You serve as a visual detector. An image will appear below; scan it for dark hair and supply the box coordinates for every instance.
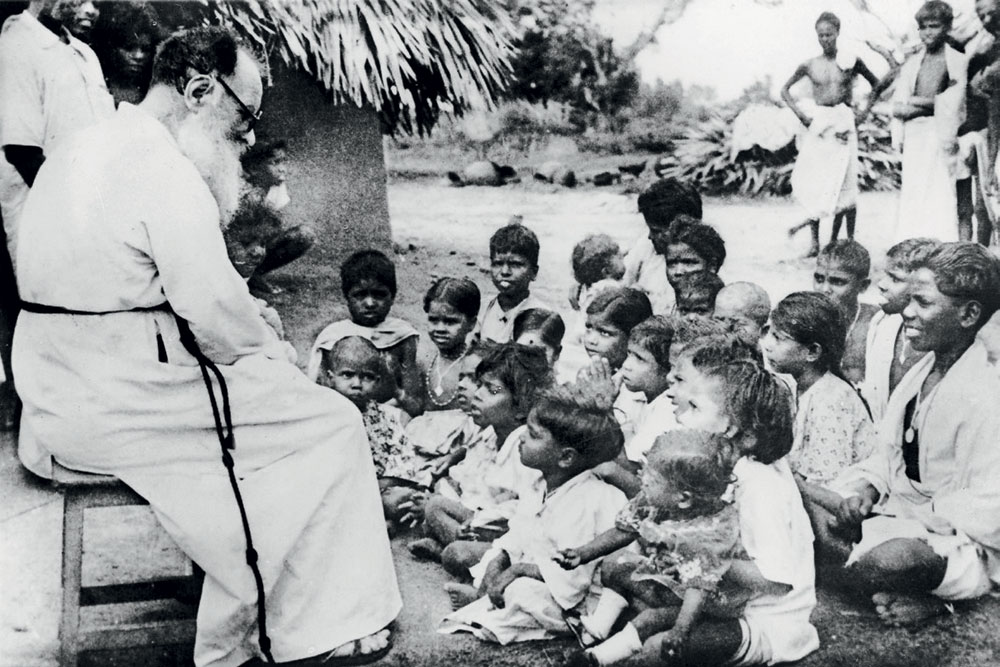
[916,242,1000,329]
[475,343,554,416]
[885,238,940,272]
[629,315,674,369]
[423,277,481,320]
[532,386,623,468]
[572,234,622,286]
[340,249,397,297]
[675,270,725,315]
[701,361,795,465]
[586,286,653,334]
[916,1,954,27]
[151,26,240,94]
[668,216,727,272]
[646,430,732,511]
[92,2,166,80]
[816,11,841,30]
[637,178,703,228]
[513,308,565,351]
[770,292,847,374]
[490,223,540,267]
[241,139,288,187]
[818,239,871,279]
[670,313,732,349]
[683,333,764,368]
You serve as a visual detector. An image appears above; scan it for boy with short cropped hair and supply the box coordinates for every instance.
[861,238,939,420]
[713,281,772,341]
[812,239,878,384]
[620,179,703,314]
[478,222,548,343]
[674,270,725,316]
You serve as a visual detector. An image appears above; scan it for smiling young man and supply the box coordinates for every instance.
[860,238,939,421]
[825,242,1000,627]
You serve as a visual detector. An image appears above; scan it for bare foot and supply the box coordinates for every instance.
[317,627,392,664]
[408,537,442,562]
[872,592,950,627]
[444,582,479,610]
[804,246,820,259]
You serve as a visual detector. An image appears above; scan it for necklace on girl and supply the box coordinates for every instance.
[427,346,467,405]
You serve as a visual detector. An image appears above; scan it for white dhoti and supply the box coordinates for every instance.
[895,117,960,241]
[13,104,401,667]
[791,104,858,220]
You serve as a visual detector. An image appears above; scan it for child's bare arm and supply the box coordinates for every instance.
[659,588,708,658]
[723,560,791,597]
[781,63,813,127]
[593,451,641,497]
[555,527,634,568]
[395,338,423,416]
[793,474,847,515]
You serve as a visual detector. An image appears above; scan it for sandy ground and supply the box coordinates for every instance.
[2,181,999,667]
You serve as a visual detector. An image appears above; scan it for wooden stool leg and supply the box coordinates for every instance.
[59,492,83,667]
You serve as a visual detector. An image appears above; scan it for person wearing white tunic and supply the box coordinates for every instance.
[829,242,1000,626]
[0,0,114,268]
[13,27,400,667]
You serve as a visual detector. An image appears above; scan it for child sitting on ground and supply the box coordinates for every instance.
[762,292,874,545]
[620,179,703,314]
[405,344,552,570]
[555,431,747,667]
[712,282,772,341]
[307,249,422,414]
[478,222,549,343]
[419,277,481,412]
[812,239,878,385]
[319,336,423,526]
[663,216,727,298]
[439,386,628,645]
[862,238,938,421]
[656,338,818,667]
[673,270,725,316]
[595,315,677,497]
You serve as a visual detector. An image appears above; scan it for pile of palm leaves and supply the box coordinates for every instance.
[657,110,900,197]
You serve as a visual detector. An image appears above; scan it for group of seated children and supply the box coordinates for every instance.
[294,174,959,665]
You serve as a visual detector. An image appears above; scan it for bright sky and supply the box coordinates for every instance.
[591,0,979,100]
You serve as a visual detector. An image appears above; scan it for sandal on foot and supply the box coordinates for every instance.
[317,635,392,666]
[564,613,598,649]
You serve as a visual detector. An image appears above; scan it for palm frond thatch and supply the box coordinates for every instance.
[213,0,516,134]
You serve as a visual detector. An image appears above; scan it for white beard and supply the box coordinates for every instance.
[176,111,244,227]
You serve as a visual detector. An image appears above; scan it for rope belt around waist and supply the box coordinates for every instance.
[19,301,170,315]
[20,298,276,662]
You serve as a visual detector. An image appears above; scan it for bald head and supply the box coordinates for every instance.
[329,336,381,371]
[714,282,771,329]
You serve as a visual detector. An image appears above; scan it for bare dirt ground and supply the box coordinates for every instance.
[2,178,999,667]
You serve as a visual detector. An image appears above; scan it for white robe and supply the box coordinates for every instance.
[12,104,401,667]
[439,471,627,644]
[791,104,859,220]
[893,45,967,242]
[834,341,1000,586]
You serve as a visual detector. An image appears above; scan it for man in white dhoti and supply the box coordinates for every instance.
[890,2,968,242]
[781,12,881,257]
[824,242,1000,626]
[13,26,400,667]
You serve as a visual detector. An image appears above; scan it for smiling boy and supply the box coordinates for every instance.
[478,222,549,343]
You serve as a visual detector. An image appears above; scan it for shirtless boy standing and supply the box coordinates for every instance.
[782,12,880,257]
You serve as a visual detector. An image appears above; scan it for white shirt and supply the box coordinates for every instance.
[0,11,114,262]
[623,391,679,463]
[477,293,550,343]
[734,457,820,664]
[621,236,674,315]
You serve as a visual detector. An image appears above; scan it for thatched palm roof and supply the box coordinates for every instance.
[214,0,516,134]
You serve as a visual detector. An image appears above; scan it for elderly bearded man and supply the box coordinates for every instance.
[12,27,400,667]
[820,242,1000,627]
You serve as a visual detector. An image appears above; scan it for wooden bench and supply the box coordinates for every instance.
[52,462,199,667]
